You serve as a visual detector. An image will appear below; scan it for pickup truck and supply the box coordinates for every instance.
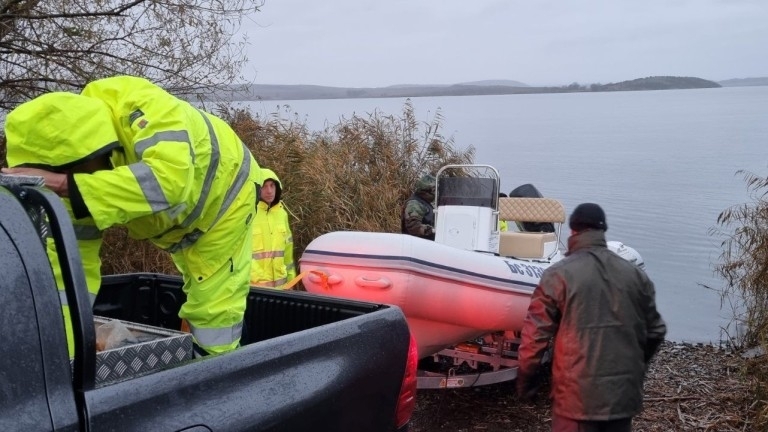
[0,179,417,431]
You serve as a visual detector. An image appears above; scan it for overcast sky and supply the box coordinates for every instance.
[238,0,767,88]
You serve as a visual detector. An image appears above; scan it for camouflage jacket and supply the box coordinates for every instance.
[401,192,435,240]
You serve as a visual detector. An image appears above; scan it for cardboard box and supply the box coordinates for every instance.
[90,316,193,386]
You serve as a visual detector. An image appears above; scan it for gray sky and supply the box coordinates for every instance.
[238,0,767,88]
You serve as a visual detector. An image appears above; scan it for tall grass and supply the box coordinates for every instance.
[711,169,768,428]
[228,101,473,256]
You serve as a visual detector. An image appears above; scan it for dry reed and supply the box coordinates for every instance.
[709,169,768,429]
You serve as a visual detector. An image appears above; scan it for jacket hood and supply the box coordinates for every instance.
[259,168,283,205]
[5,92,120,170]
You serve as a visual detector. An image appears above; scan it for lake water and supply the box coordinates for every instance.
[245,86,768,344]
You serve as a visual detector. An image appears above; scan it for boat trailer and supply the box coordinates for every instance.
[417,332,522,389]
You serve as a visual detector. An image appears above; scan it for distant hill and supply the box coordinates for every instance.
[212,83,543,102]
[592,76,721,91]
[205,76,721,102]
[718,77,768,87]
[385,83,451,88]
[385,79,528,88]
[456,79,529,87]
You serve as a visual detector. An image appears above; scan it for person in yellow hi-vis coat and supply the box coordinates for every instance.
[2,75,261,357]
[250,168,296,289]
[498,192,509,232]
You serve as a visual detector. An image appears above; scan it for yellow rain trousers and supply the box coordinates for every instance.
[174,183,255,354]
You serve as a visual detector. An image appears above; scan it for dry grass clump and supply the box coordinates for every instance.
[220,100,473,257]
[99,227,178,275]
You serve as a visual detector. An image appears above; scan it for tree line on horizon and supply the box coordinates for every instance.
[208,76,723,102]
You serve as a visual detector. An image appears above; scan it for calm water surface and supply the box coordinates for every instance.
[246,87,768,343]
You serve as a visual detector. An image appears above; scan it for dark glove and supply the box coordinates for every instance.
[644,337,664,363]
[516,371,543,402]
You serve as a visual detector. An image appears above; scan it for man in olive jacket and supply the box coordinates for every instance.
[517,203,666,432]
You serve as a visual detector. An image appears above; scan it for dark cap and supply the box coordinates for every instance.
[569,203,608,231]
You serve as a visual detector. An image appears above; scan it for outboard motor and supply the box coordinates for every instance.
[509,183,555,233]
[607,241,646,271]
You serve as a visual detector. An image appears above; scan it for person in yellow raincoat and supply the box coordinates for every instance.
[250,168,296,289]
[498,192,509,232]
[2,75,261,357]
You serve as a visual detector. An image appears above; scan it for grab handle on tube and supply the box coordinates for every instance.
[354,275,392,290]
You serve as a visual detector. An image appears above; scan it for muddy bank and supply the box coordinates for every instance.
[410,341,754,431]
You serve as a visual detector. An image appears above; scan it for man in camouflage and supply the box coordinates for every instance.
[401,174,436,240]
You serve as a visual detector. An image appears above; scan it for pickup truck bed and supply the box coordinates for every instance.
[95,272,394,347]
[90,273,413,431]
[0,179,416,432]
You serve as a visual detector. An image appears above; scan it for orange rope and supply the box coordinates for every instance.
[280,270,331,291]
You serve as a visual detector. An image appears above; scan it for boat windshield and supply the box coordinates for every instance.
[437,177,497,208]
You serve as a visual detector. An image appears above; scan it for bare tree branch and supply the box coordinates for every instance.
[1,0,263,111]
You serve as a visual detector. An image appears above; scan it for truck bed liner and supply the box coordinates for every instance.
[94,272,388,344]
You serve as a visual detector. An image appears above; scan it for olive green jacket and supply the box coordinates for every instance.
[518,230,667,420]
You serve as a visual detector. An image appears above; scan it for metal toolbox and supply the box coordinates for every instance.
[88,316,193,386]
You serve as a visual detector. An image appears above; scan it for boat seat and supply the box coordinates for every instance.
[498,197,566,224]
[499,231,557,259]
[497,197,566,259]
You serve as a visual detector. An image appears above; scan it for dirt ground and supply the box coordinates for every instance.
[409,341,755,432]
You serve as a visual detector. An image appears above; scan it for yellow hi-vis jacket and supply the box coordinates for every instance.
[78,77,259,259]
[5,76,261,355]
[250,169,296,289]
